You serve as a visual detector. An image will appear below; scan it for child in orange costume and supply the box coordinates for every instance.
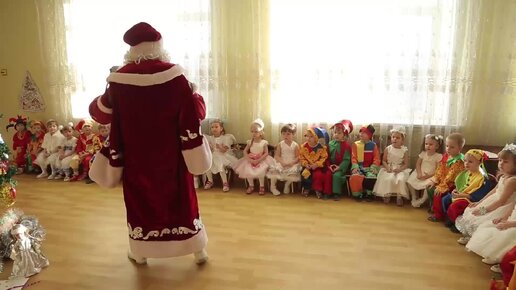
[299,127,331,199]
[426,133,465,212]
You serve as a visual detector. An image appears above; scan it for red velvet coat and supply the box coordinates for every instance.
[89,60,211,258]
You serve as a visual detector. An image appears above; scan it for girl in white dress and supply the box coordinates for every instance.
[408,134,444,207]
[455,144,516,245]
[204,119,238,192]
[267,123,301,196]
[466,201,516,270]
[373,127,411,206]
[233,119,274,195]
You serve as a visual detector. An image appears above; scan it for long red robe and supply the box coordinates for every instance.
[89,60,211,258]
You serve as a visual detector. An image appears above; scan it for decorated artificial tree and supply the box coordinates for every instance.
[0,117,48,277]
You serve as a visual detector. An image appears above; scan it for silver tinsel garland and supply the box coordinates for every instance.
[0,208,46,273]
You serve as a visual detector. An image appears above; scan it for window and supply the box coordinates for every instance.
[270,0,458,126]
[64,0,210,118]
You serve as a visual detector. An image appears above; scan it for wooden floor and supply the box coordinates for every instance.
[0,175,492,290]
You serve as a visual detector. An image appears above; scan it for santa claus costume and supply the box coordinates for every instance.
[89,22,212,265]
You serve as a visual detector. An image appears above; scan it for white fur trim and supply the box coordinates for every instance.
[131,39,162,55]
[182,136,212,175]
[123,39,170,65]
[129,227,207,258]
[97,96,112,114]
[107,65,184,87]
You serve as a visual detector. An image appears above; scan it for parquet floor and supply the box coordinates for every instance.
[0,175,491,290]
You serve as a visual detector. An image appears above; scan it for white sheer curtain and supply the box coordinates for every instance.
[269,0,481,157]
[61,0,211,118]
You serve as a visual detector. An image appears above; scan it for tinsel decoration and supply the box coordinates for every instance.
[0,209,47,273]
[0,184,15,208]
[0,208,23,273]
[0,137,17,192]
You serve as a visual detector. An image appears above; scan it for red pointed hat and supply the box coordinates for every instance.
[75,119,94,132]
[331,119,353,136]
[359,124,375,139]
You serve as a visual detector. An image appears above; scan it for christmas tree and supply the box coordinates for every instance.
[0,124,18,273]
[0,115,48,278]
[0,134,16,208]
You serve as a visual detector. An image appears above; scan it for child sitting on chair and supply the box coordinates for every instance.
[373,126,412,206]
[326,120,353,200]
[425,133,465,211]
[408,134,444,207]
[267,123,301,196]
[299,127,331,199]
[428,149,491,226]
[349,124,381,202]
[205,119,238,192]
[233,119,274,195]
[5,115,31,174]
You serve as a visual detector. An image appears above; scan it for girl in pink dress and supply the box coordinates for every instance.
[233,119,274,195]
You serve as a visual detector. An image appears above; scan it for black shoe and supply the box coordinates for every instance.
[85,178,95,184]
[353,196,362,202]
[444,220,454,228]
[333,194,341,201]
[449,225,460,233]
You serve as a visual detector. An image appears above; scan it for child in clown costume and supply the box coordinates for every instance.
[349,124,381,201]
[93,124,110,151]
[70,119,96,181]
[299,127,331,199]
[425,133,465,211]
[26,120,46,173]
[87,124,110,184]
[326,120,353,199]
[5,115,32,174]
[428,149,493,229]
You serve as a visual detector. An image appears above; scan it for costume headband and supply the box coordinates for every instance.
[502,143,516,155]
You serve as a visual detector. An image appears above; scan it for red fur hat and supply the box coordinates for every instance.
[123,22,164,61]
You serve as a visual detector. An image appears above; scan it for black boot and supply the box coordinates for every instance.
[449,225,460,233]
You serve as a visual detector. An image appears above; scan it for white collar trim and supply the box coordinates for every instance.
[107,65,184,86]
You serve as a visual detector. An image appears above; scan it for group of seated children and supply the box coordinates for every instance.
[7,115,109,183]
[198,117,516,279]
